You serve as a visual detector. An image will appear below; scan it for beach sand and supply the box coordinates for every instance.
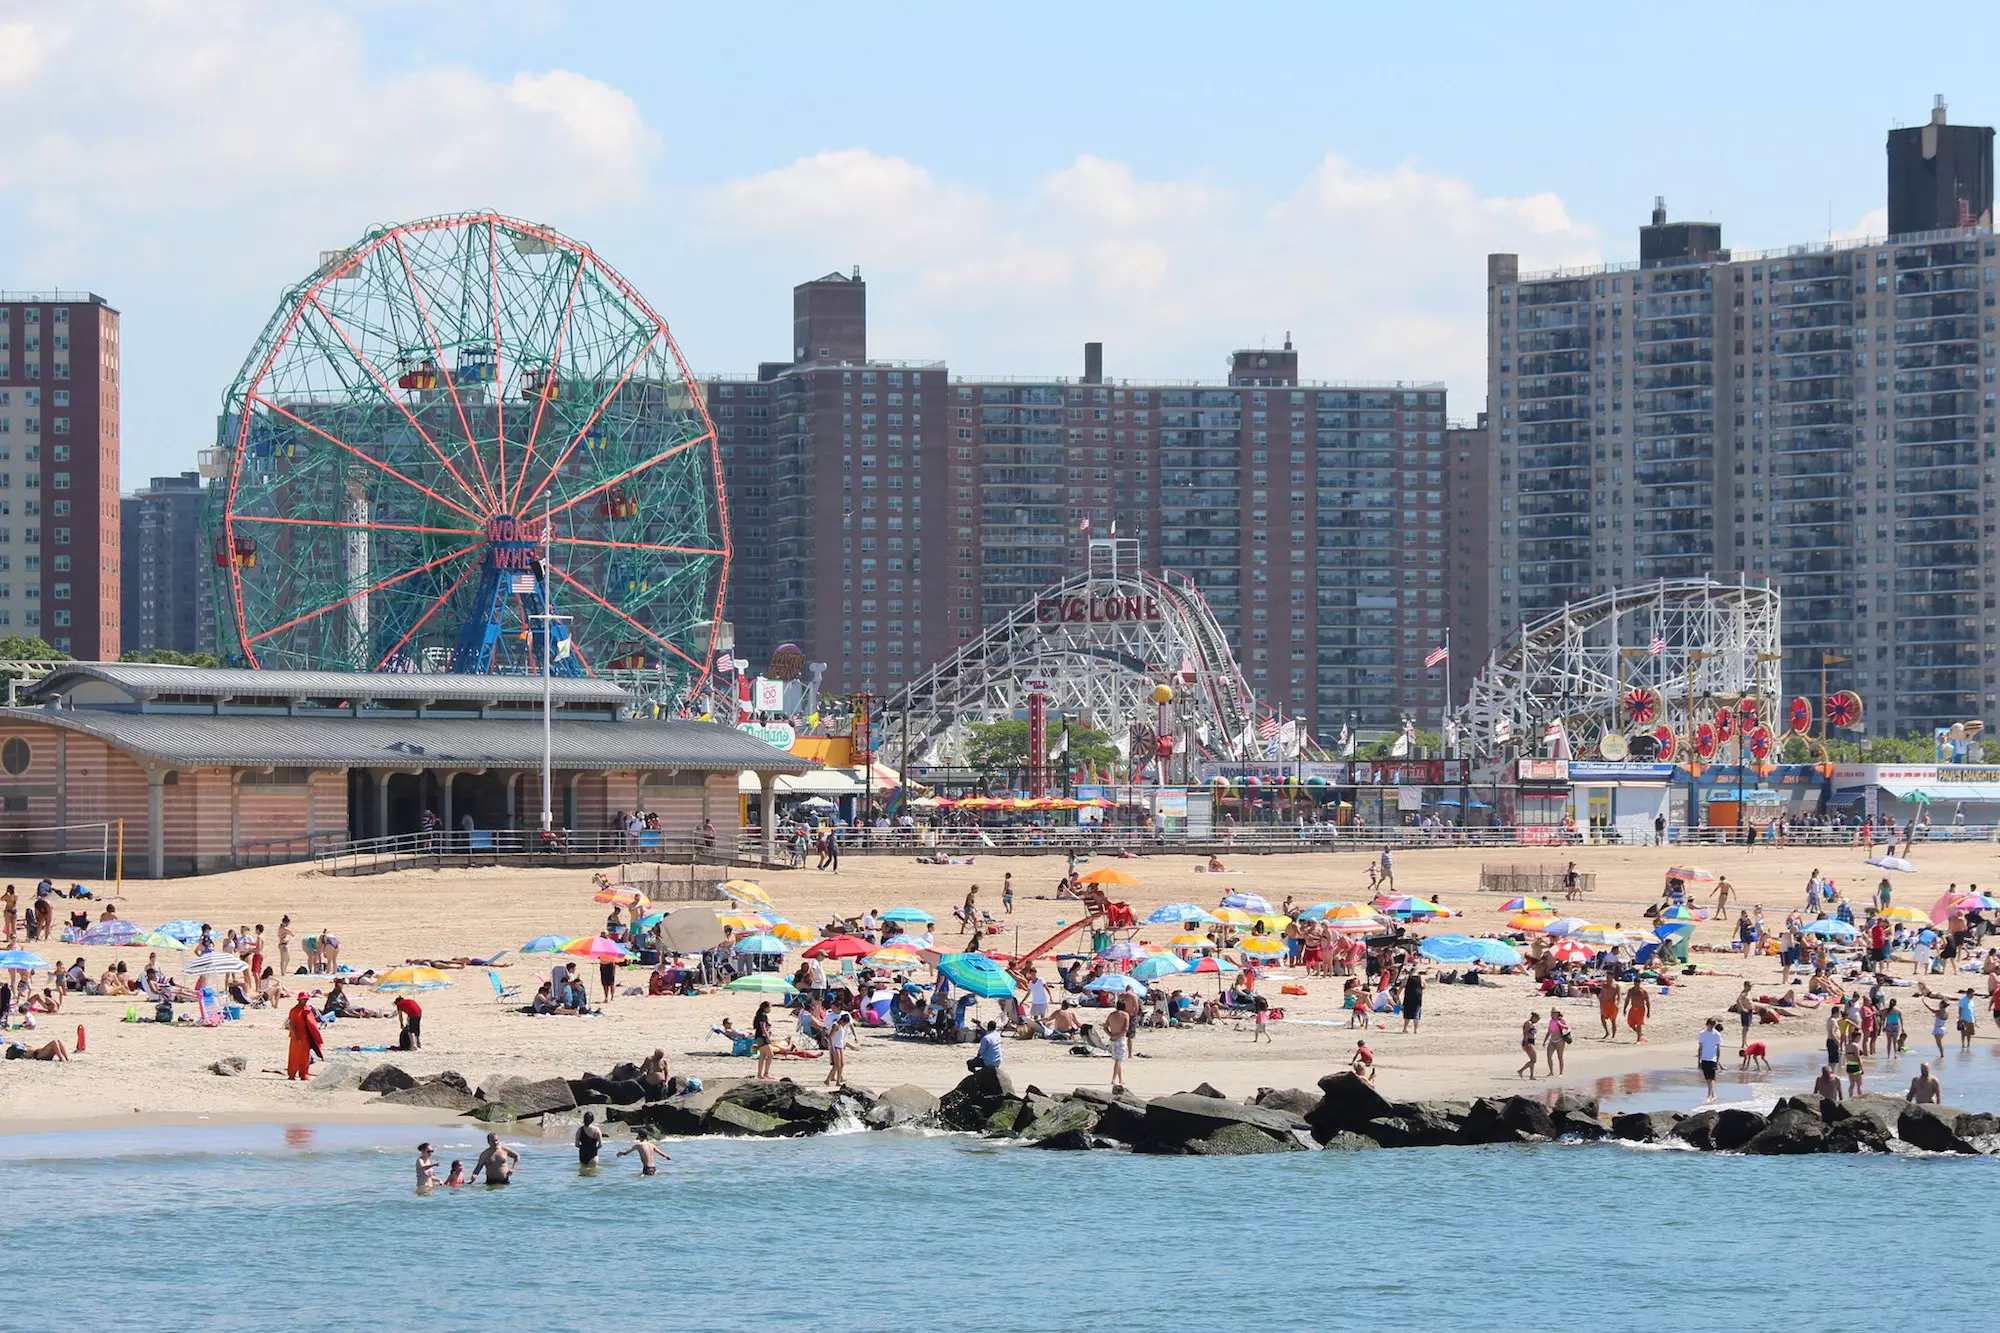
[1,838,1980,1127]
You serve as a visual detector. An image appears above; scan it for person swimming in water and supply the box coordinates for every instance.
[616,1127,669,1176]
[443,1160,467,1187]
[415,1142,439,1190]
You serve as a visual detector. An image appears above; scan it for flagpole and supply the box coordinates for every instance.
[1441,628,1451,759]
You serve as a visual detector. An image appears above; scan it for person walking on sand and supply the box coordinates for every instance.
[1545,1007,1570,1075]
[1400,970,1424,1033]
[1105,1003,1132,1090]
[1713,876,1734,915]
[617,1128,667,1175]
[825,1011,852,1086]
[1518,1012,1541,1078]
[1598,975,1619,1039]
[1623,980,1651,1043]
[752,1000,777,1080]
[283,992,322,1081]
[1730,981,1756,1054]
[1002,872,1014,914]
[1696,1018,1724,1101]
[277,916,293,976]
[1957,988,1979,1052]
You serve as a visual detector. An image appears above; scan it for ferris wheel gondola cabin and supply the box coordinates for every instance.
[204,212,730,691]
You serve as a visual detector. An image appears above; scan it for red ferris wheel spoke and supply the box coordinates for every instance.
[533,432,708,525]
[232,513,481,539]
[371,559,479,670]
[548,534,726,557]
[392,230,501,510]
[514,327,663,517]
[245,541,482,645]
[304,294,491,516]
[546,563,703,671]
[508,257,588,513]
[249,393,485,524]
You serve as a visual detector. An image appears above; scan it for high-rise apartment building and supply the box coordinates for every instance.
[1486,102,1999,737]
[121,471,211,657]
[1444,415,1493,691]
[0,292,120,658]
[710,274,1447,736]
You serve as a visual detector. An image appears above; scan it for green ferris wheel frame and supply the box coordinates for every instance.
[204,211,730,687]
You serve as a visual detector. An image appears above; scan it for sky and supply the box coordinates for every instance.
[4,0,1999,487]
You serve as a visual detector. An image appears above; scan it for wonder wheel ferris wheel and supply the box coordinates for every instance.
[204,212,729,686]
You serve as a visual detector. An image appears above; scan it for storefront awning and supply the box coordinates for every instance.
[1885,780,2000,802]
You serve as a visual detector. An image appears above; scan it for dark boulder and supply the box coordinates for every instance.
[1744,1106,1829,1155]
[1549,1090,1600,1120]
[1610,1110,1682,1143]
[1304,1072,1396,1143]
[1553,1110,1607,1141]
[704,1100,788,1137]
[377,1082,479,1112]
[1320,1130,1383,1152]
[1711,1108,1768,1152]
[1093,1098,1150,1146]
[359,1064,416,1094]
[1188,1082,1229,1100]
[866,1084,941,1128]
[1029,1128,1097,1151]
[1140,1092,1314,1153]
[1019,1099,1100,1144]
[1770,1095,1824,1122]
[939,1067,1017,1132]
[1827,1094,1904,1138]
[1671,1109,1721,1150]
[1898,1104,1980,1154]
[1359,1115,1457,1149]
[1184,1121,1306,1155]
[1824,1116,1891,1154]
[427,1070,471,1094]
[1251,1087,1321,1117]
[209,1056,247,1077]
[608,1100,707,1137]
[568,1075,646,1107]
[1459,1096,1554,1145]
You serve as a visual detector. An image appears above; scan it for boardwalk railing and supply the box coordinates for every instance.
[311,828,742,876]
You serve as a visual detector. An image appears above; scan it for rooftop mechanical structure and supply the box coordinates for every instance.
[884,540,1280,766]
[203,211,729,691]
[1459,577,1784,762]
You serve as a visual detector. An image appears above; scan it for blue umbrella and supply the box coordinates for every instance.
[1131,954,1190,982]
[80,919,143,946]
[635,911,667,931]
[1220,892,1273,914]
[1466,938,1522,966]
[522,934,572,953]
[1147,903,1219,925]
[1803,919,1860,939]
[1419,936,1481,963]
[0,950,49,969]
[1865,855,1916,873]
[155,919,204,944]
[1086,974,1150,995]
[732,933,790,955]
[880,906,935,924]
[938,952,1014,998]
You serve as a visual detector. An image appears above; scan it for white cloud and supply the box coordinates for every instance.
[0,1,655,280]
[709,148,1600,400]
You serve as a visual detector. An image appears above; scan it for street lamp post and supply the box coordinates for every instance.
[529,609,574,835]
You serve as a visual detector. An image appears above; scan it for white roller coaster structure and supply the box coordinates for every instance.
[1459,576,1784,761]
[885,540,1282,765]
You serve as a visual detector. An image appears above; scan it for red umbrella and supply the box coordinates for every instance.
[1547,938,1598,964]
[802,935,877,960]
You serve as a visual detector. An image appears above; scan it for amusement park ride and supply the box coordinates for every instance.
[202,213,730,702]
[1457,576,1867,771]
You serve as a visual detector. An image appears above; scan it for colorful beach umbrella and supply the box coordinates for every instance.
[373,966,452,993]
[1665,866,1717,883]
[1507,912,1558,932]
[862,948,922,970]
[1865,855,1916,873]
[1802,919,1860,939]
[1131,954,1189,982]
[562,937,634,960]
[1876,905,1929,923]
[1467,938,1522,966]
[938,953,1015,999]
[1147,903,1218,925]
[522,934,572,953]
[1419,935,1479,963]
[725,974,797,995]
[1085,973,1149,995]
[1375,896,1450,918]
[1078,868,1141,887]
[155,919,204,944]
[80,919,143,946]
[1546,938,1598,964]
[1498,896,1552,913]
[717,879,775,908]
[731,933,789,955]
[880,906,935,924]
[718,913,776,931]
[0,950,50,969]
[182,951,248,976]
[1099,940,1153,962]
[803,935,876,960]
[769,921,815,943]
[1183,955,1240,975]
[137,931,189,950]
[1538,917,1594,937]
[1566,926,1638,947]
[1165,932,1212,948]
[592,885,650,906]
[1656,905,1706,923]
[1212,907,1257,926]
[1220,891,1273,914]
[1237,936,1285,957]
[1296,902,1361,921]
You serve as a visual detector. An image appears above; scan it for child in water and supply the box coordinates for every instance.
[443,1161,467,1187]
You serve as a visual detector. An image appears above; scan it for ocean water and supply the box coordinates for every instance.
[4,1092,1997,1333]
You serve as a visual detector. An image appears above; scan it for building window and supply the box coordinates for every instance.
[0,737,26,775]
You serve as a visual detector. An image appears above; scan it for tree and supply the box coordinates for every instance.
[1778,732,1938,764]
[0,635,67,661]
[1356,730,1442,760]
[963,719,1118,774]
[120,649,222,668]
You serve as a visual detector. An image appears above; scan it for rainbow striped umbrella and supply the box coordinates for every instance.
[1498,896,1552,913]
[718,880,775,908]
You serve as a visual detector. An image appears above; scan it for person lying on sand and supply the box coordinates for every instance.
[4,1038,69,1061]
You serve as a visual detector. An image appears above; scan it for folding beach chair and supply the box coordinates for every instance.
[487,969,521,1001]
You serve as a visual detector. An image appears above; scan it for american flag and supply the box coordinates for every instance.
[1424,642,1449,668]
[509,572,536,594]
[1258,715,1281,740]
[1649,633,1665,656]
[716,651,737,674]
